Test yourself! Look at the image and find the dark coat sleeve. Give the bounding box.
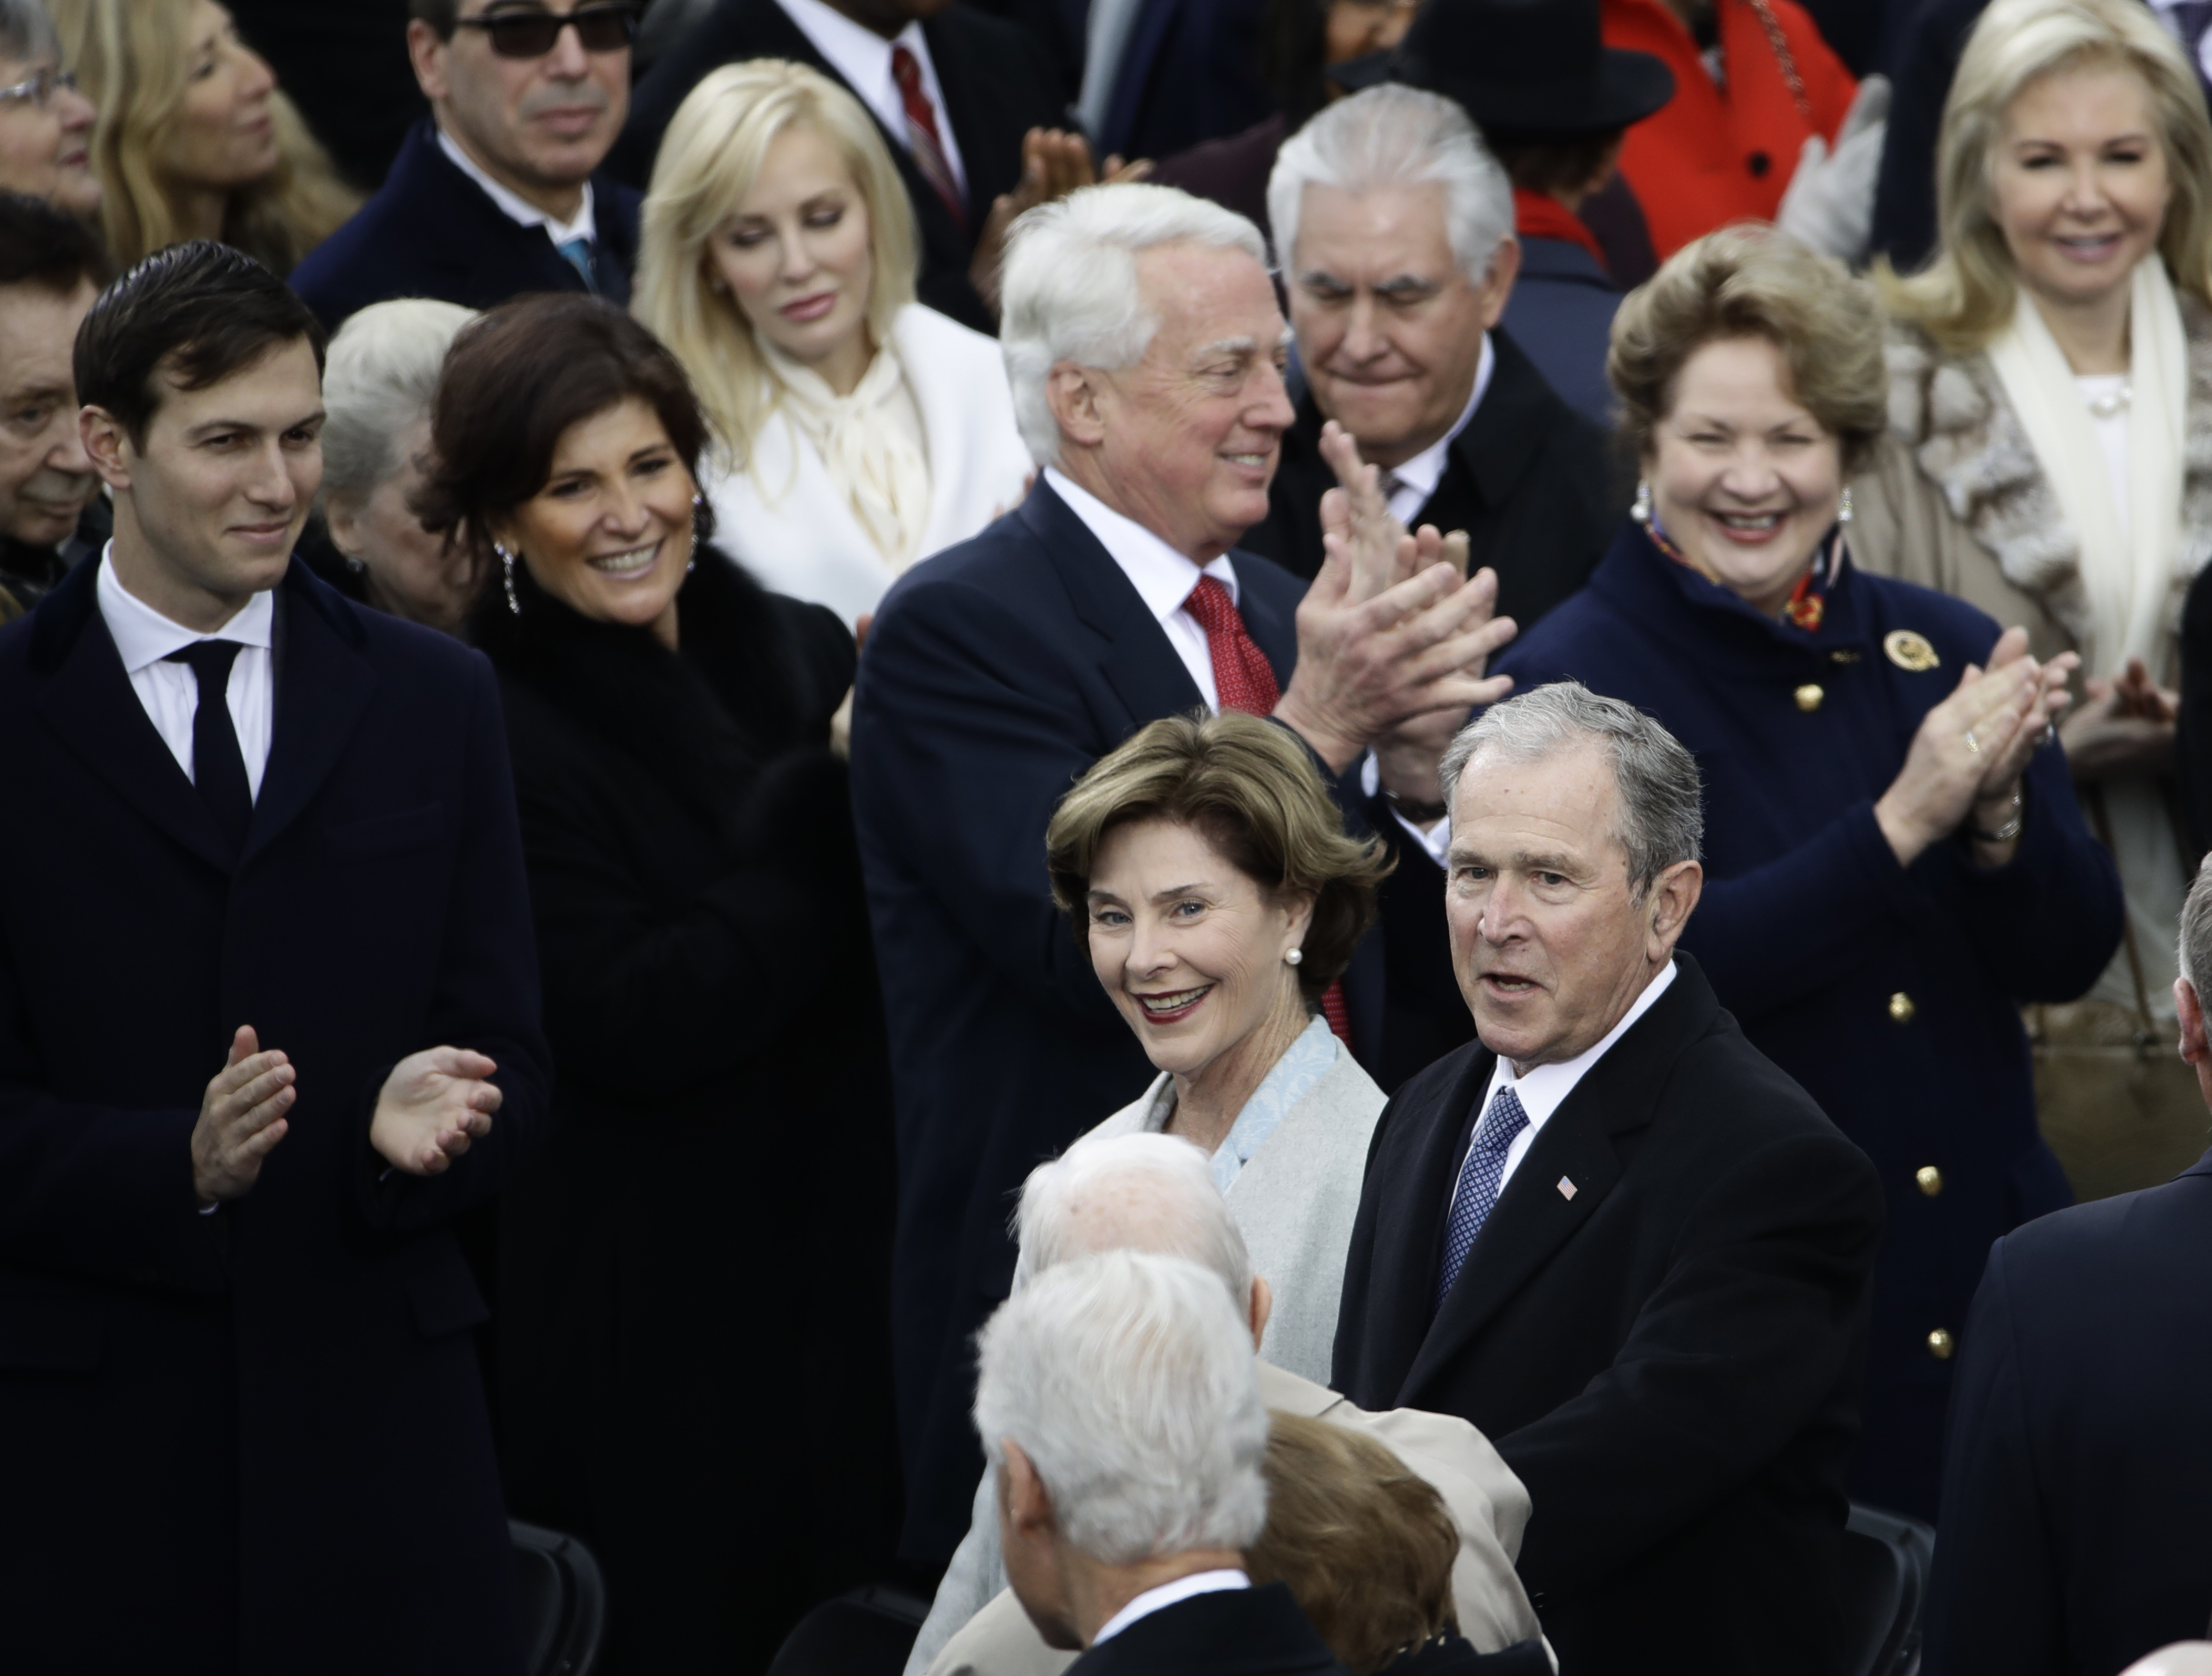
[1500,1127,1884,1592]
[2177,561,2212,863]
[355,652,552,1231]
[1921,1240,2065,1676]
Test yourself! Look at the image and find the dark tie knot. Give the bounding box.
[163,639,244,688]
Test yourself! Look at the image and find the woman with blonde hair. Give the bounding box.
[49,0,354,273]
[1852,0,2212,1201]
[635,59,1029,629]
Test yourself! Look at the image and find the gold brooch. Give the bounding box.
[1883,630,1940,672]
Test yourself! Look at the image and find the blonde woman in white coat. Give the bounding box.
[635,60,1030,629]
[1042,709,1393,1383]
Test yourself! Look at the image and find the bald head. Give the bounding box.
[1015,1133,1255,1311]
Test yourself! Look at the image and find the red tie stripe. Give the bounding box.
[890,46,965,229]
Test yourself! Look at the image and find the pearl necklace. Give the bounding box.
[2085,383,2133,420]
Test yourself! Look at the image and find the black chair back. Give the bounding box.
[510,1519,607,1676]
[1839,1503,1936,1676]
[766,1586,933,1676]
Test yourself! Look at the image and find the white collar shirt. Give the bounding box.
[96,544,276,798]
[774,0,967,195]
[1382,333,1492,528]
[1044,466,1240,712]
[436,126,596,248]
[1461,960,1678,1202]
[1091,1569,1250,1646]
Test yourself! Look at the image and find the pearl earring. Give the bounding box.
[495,542,520,616]
[1284,948,1303,968]
[1630,478,1652,528]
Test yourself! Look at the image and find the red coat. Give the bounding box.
[1603,0,1856,259]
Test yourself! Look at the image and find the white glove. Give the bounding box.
[1776,73,1891,265]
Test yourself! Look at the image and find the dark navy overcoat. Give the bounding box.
[1492,520,2123,1519]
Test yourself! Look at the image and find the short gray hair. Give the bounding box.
[1015,1131,1255,1308]
[972,1249,1270,1566]
[1267,84,1513,288]
[2181,854,2212,991]
[1000,181,1268,466]
[319,297,477,513]
[1441,681,1704,900]
[0,0,57,63]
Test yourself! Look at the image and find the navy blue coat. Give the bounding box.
[1497,237,1622,431]
[289,119,641,331]
[1492,522,2123,1520]
[0,556,549,1673]
[1924,1148,2212,1676]
[851,479,1427,1571]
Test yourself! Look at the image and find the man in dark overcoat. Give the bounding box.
[0,243,548,1672]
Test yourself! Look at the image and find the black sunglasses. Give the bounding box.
[454,4,638,59]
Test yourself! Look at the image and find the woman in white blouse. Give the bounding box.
[634,59,1030,628]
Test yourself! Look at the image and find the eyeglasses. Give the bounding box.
[453,4,638,59]
[0,67,79,110]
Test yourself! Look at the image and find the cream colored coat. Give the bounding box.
[703,302,1031,630]
[917,1360,1544,1676]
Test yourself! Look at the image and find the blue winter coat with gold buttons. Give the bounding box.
[1492,520,2124,1522]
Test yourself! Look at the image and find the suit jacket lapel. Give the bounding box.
[241,562,374,866]
[1017,481,1206,728]
[29,558,234,873]
[1233,560,1298,692]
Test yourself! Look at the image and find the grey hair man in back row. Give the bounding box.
[1335,681,1884,1675]
[1240,84,1622,641]
[909,1131,1543,1676]
[851,178,1522,1573]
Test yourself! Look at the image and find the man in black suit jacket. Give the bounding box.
[1923,862,2212,1676]
[852,182,1515,1573]
[0,245,548,1672]
[1244,87,1622,624]
[289,0,641,330]
[610,0,1066,332]
[1334,681,1883,1676]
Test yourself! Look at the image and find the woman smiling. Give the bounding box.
[1044,710,1392,1381]
[1491,221,2123,1521]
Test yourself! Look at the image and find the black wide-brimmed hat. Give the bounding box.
[1386,0,1675,133]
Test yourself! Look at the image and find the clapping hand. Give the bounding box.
[1874,627,2075,867]
[191,1025,294,1205]
[2060,656,2176,783]
[969,130,1153,315]
[370,1046,502,1177]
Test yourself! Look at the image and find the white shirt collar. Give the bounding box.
[1091,1569,1250,1646]
[95,543,274,674]
[775,0,938,135]
[1385,332,1493,514]
[1044,465,1238,618]
[436,126,596,246]
[1487,959,1677,1129]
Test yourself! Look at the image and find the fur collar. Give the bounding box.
[1884,294,2212,651]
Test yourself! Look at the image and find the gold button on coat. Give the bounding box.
[1889,992,1916,1023]
[1794,684,1824,712]
[1916,1166,1944,1197]
[1928,1329,1954,1360]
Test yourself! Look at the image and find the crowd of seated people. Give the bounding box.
[8,0,2212,1672]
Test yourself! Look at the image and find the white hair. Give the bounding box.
[319,297,477,513]
[1014,1131,1255,1307]
[1267,84,1514,288]
[999,181,1269,466]
[973,1249,1270,1566]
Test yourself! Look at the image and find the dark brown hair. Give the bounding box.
[1484,126,1622,200]
[408,0,460,36]
[73,239,324,446]
[414,292,713,568]
[1247,1412,1458,1673]
[1044,711,1390,1006]
[0,189,107,294]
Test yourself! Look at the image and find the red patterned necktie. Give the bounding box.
[1182,575,1353,1050]
[889,46,965,229]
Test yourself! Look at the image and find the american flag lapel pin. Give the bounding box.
[1557,1176,1578,1200]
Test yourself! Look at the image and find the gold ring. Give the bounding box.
[1964,729,1980,754]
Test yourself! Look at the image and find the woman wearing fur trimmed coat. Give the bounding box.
[1853,0,2212,1198]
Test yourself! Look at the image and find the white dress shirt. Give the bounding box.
[96,547,275,799]
[1045,466,1238,711]
[1091,1569,1250,1646]
[436,126,596,250]
[1460,960,1678,1202]
[1383,334,1494,527]
[775,0,967,196]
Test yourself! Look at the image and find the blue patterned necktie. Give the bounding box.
[1435,1085,1532,1309]
[556,235,597,293]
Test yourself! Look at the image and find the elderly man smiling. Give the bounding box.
[1333,682,1884,1676]
[1243,85,1620,632]
[850,179,1517,1573]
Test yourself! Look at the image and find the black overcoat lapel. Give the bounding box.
[243,563,374,867]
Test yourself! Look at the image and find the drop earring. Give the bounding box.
[1837,485,1855,526]
[495,542,520,615]
[1284,948,1303,968]
[688,492,703,574]
[1630,478,1653,528]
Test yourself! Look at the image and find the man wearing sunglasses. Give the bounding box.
[289,0,642,331]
